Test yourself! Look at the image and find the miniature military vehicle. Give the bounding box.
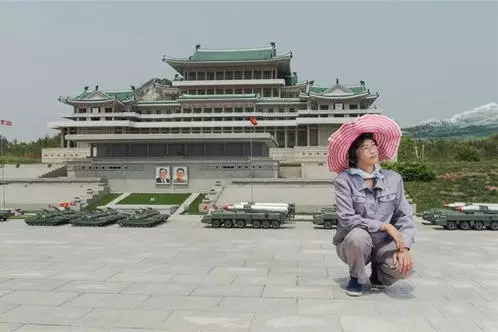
[0,209,12,221]
[24,208,79,226]
[118,208,169,227]
[225,202,296,219]
[70,208,126,227]
[312,206,339,229]
[201,208,287,229]
[432,204,498,230]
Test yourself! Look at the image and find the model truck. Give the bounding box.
[201,208,287,229]
[225,202,296,219]
[312,206,339,229]
[432,204,498,230]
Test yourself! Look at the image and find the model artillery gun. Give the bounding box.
[432,203,498,230]
[201,207,287,229]
[118,208,169,228]
[312,205,339,229]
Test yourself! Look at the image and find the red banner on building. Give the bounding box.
[0,120,12,126]
[249,117,258,126]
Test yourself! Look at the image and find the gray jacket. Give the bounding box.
[332,169,416,248]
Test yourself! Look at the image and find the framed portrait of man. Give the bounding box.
[155,166,170,185]
[172,166,188,185]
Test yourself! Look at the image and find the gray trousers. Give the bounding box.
[336,228,411,286]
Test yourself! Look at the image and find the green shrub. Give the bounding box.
[455,147,480,162]
[381,161,436,182]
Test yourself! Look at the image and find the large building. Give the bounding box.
[46,42,381,191]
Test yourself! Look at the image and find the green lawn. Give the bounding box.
[405,160,498,212]
[116,193,191,205]
[86,193,122,211]
[181,193,207,215]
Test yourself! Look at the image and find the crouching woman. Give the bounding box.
[326,114,416,297]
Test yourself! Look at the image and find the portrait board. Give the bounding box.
[172,166,188,185]
[155,166,171,185]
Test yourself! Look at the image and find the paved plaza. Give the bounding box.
[0,216,497,332]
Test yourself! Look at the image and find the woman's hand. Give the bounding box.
[379,223,404,250]
[394,250,413,274]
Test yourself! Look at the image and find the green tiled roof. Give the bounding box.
[106,90,135,101]
[190,48,275,61]
[309,84,367,95]
[349,86,367,93]
[310,86,328,94]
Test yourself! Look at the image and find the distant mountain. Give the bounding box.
[402,102,498,139]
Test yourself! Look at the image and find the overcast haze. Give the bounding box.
[0,1,496,142]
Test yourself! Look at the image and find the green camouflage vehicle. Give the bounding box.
[422,208,451,223]
[433,205,498,230]
[24,208,79,226]
[70,208,126,227]
[118,208,169,227]
[201,209,286,229]
[0,209,12,221]
[312,206,339,229]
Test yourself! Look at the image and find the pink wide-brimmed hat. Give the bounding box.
[327,114,402,173]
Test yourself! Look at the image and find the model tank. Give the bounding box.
[70,208,126,227]
[433,204,498,230]
[24,208,79,226]
[312,205,339,229]
[118,208,168,227]
[201,208,286,229]
[0,209,12,221]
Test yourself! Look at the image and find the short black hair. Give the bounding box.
[348,133,377,168]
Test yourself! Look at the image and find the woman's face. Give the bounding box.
[356,138,379,167]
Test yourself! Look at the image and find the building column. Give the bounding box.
[60,130,64,148]
[307,125,310,147]
[284,127,288,148]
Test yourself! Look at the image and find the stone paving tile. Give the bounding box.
[0,290,80,306]
[0,278,69,291]
[162,310,253,331]
[0,217,497,331]
[0,304,93,325]
[53,280,133,293]
[14,326,106,332]
[0,322,23,331]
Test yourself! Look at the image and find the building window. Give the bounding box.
[197,72,205,80]
[216,72,223,80]
[244,71,252,79]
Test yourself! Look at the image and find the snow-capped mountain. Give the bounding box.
[403,102,498,139]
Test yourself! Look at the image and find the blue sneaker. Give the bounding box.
[346,276,362,296]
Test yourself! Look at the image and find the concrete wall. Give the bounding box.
[301,163,336,180]
[42,147,91,164]
[68,158,279,180]
[0,181,105,211]
[107,178,224,194]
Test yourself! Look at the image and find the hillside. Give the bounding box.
[403,102,498,139]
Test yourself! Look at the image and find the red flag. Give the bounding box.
[249,117,257,126]
[0,120,12,126]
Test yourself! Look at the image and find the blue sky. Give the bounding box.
[0,1,496,141]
